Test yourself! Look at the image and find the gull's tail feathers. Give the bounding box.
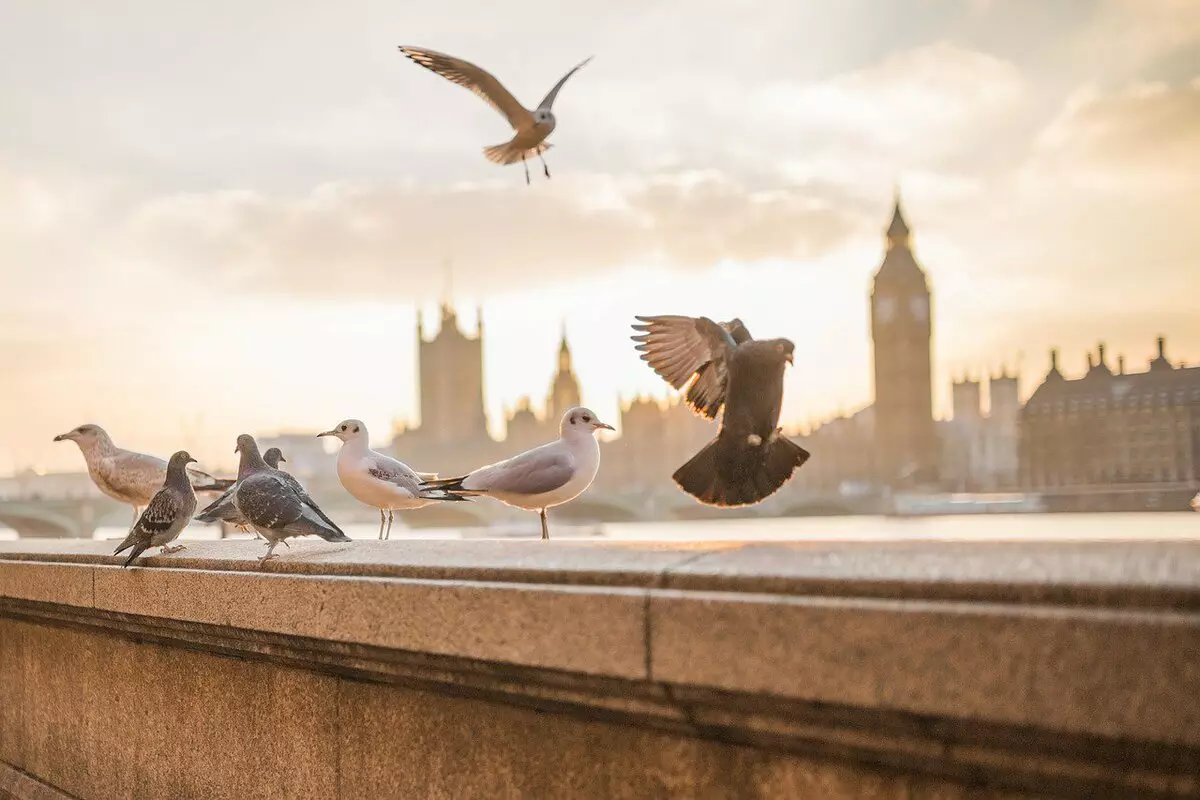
[420,476,486,498]
[483,140,551,166]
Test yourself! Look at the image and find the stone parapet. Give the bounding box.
[1,538,1198,798]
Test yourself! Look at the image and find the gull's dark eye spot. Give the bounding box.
[353,425,360,433]
[582,415,591,423]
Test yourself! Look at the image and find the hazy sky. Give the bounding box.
[2,0,1199,474]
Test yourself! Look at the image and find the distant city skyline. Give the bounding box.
[1,0,1198,474]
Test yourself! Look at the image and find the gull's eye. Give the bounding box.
[582,415,591,423]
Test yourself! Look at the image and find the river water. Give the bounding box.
[2,511,1195,544]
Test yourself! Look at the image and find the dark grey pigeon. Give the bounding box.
[231,434,350,561]
[113,450,199,567]
[195,447,286,537]
[631,314,810,507]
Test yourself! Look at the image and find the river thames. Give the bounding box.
[2,511,1194,543]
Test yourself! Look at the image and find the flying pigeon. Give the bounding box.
[53,423,233,529]
[112,450,199,567]
[422,407,613,539]
[319,418,467,540]
[398,45,592,184]
[631,315,810,506]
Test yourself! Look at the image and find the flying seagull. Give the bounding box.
[398,45,592,185]
[231,434,351,561]
[112,450,199,568]
[53,423,234,529]
[422,407,613,539]
[318,418,467,540]
[631,315,811,507]
[195,446,287,536]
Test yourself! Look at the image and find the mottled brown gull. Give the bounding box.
[53,423,234,529]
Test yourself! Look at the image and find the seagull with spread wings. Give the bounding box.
[398,46,592,184]
[631,315,811,507]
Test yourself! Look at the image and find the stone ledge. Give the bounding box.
[3,538,1200,797]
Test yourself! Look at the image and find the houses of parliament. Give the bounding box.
[384,195,1200,508]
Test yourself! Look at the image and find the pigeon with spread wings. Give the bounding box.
[398,46,592,184]
[631,315,810,507]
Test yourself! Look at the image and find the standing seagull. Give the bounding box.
[53,424,234,528]
[318,419,467,540]
[423,407,613,539]
[398,46,592,184]
[194,446,288,536]
[112,450,199,568]
[631,315,811,507]
[231,434,351,561]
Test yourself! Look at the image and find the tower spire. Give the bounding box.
[886,188,910,249]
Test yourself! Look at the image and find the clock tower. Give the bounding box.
[869,191,937,488]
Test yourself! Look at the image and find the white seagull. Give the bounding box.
[398,45,593,184]
[53,423,234,529]
[318,418,467,540]
[422,407,613,539]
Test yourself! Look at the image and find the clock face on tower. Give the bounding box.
[909,295,928,321]
[877,297,896,323]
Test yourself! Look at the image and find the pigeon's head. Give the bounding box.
[53,423,107,447]
[233,434,258,456]
[561,407,614,439]
[767,338,795,366]
[263,447,286,468]
[317,419,366,442]
[532,109,556,129]
[167,450,198,470]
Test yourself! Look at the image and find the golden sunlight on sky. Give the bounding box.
[1,0,1199,474]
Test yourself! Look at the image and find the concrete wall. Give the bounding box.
[2,538,1199,799]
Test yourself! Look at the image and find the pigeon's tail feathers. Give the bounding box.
[288,509,352,543]
[672,434,810,508]
[483,140,551,166]
[122,544,147,568]
[112,528,139,556]
[195,492,235,523]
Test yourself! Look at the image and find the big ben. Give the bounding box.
[869,192,938,487]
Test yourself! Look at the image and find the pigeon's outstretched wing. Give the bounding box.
[536,56,593,111]
[399,46,533,131]
[631,315,742,420]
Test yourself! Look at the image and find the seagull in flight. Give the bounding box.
[398,46,592,185]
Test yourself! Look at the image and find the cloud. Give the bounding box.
[113,171,861,298]
[1027,77,1200,190]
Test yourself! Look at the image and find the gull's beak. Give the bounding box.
[52,433,69,442]
[316,430,336,438]
[594,421,615,431]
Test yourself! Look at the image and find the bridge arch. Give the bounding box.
[0,508,83,539]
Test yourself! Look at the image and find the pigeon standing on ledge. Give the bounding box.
[195,446,287,536]
[53,424,234,529]
[318,418,467,540]
[422,407,613,539]
[631,315,810,507]
[231,434,351,561]
[398,46,592,185]
[113,450,199,568]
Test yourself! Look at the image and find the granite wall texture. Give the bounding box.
[1,538,1198,799]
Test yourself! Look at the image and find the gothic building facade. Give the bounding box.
[1020,338,1200,489]
[869,195,939,487]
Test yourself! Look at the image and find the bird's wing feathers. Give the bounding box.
[139,488,183,535]
[367,456,421,493]
[399,46,533,130]
[536,55,593,111]
[237,474,305,530]
[100,451,166,501]
[470,448,574,496]
[631,315,740,419]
